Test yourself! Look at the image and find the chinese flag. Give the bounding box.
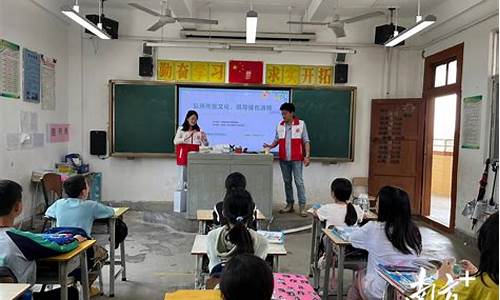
[229,60,263,84]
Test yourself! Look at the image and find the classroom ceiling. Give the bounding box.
[79,0,441,18]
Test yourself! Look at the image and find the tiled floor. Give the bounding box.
[430,194,451,226]
[79,202,478,300]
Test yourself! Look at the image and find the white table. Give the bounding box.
[0,283,30,300]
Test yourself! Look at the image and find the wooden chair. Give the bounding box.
[0,266,17,283]
[40,173,63,232]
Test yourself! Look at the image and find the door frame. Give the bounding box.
[421,43,464,233]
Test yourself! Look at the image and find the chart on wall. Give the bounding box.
[0,39,20,99]
[41,55,56,110]
[461,95,482,149]
[23,48,41,103]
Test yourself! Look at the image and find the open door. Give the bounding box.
[421,44,463,232]
[369,99,425,214]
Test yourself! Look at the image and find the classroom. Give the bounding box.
[0,0,498,299]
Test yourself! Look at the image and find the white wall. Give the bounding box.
[423,15,498,236]
[0,0,69,220]
[4,0,496,238]
[68,9,421,205]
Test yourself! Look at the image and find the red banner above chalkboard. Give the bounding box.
[228,60,263,84]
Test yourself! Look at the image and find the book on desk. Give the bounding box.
[331,225,358,241]
[377,263,437,294]
[257,230,285,244]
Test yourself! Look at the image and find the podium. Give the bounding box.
[186,153,273,219]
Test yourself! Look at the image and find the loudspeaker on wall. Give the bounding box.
[335,64,348,84]
[90,130,107,156]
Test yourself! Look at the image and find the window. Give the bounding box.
[433,94,457,153]
[447,60,457,85]
[434,60,458,87]
[435,64,447,87]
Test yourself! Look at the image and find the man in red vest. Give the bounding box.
[264,103,310,217]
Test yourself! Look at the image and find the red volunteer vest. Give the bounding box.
[277,117,305,161]
[176,144,200,166]
[175,130,204,166]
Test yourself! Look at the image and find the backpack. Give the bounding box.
[112,218,128,249]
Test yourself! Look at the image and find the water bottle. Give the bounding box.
[359,194,369,212]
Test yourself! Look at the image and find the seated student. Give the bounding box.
[213,172,257,230]
[316,178,366,290]
[220,254,274,300]
[207,189,268,275]
[0,179,84,300]
[316,178,364,228]
[45,175,115,237]
[427,212,498,300]
[45,175,119,294]
[347,186,422,300]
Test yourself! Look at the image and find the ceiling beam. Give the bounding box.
[169,0,196,29]
[305,0,334,21]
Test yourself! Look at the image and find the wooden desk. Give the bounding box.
[38,239,95,300]
[196,209,266,234]
[164,290,221,300]
[308,209,376,290]
[0,283,30,300]
[94,207,129,297]
[308,214,324,290]
[321,228,353,300]
[190,234,286,289]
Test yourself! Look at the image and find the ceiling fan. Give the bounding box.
[288,11,385,38]
[129,1,219,31]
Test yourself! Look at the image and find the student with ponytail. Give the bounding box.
[316,178,363,228]
[315,178,365,292]
[347,186,422,300]
[206,189,268,274]
[213,172,247,227]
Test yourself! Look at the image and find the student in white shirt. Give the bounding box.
[206,189,268,275]
[316,178,364,291]
[347,186,422,300]
[316,178,363,228]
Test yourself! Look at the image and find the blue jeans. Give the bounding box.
[279,160,306,206]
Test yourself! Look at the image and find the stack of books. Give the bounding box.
[377,263,437,294]
[257,230,285,244]
[331,225,357,241]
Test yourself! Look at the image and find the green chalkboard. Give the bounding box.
[110,81,355,160]
[292,87,355,161]
[112,82,176,156]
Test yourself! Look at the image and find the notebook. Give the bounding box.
[272,273,320,300]
[257,230,285,244]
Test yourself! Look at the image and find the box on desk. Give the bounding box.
[55,163,74,174]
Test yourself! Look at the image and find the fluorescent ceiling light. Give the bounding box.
[61,6,111,40]
[246,10,258,44]
[145,42,229,49]
[229,45,274,51]
[385,15,436,47]
[274,47,356,54]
